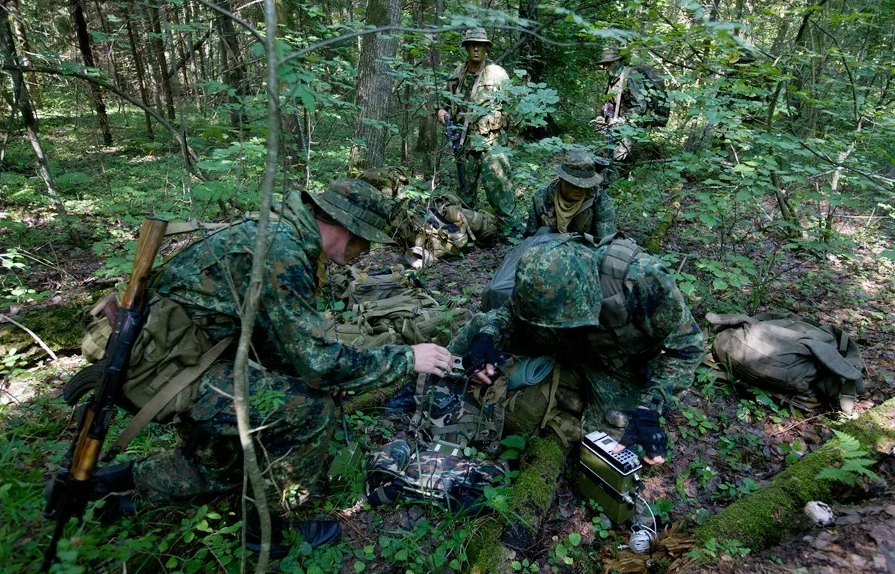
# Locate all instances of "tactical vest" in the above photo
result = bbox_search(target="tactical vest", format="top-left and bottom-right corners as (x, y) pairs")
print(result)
(586, 237), (658, 362)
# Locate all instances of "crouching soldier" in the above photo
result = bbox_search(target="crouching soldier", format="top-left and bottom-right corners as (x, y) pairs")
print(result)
(524, 149), (616, 239)
(461, 234), (703, 465)
(70, 180), (453, 554)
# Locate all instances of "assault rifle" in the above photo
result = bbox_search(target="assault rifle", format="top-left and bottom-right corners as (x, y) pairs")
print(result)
(42, 218), (168, 571)
(444, 113), (467, 192)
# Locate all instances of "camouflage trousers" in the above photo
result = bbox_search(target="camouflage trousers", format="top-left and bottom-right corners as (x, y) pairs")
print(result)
(459, 139), (515, 223)
(132, 361), (335, 513)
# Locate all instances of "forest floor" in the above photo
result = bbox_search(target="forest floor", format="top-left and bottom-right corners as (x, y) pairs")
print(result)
(1, 118), (894, 573)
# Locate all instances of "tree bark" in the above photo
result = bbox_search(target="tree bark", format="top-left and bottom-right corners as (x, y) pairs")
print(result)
(125, 12), (154, 137)
(215, 0), (247, 128)
(348, 0), (401, 169)
(71, 0), (113, 144)
(412, 0), (441, 176)
(0, 2), (69, 222)
(145, 2), (176, 121)
(7, 0), (38, 108)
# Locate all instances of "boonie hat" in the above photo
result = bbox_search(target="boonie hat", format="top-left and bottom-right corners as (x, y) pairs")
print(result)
(555, 149), (603, 189)
(305, 179), (394, 244)
(461, 27), (492, 49)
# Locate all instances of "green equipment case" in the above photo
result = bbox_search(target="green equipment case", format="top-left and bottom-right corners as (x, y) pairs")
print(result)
(578, 431), (642, 524)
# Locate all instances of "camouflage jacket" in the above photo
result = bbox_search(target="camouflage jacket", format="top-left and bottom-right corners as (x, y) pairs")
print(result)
(478, 248), (703, 411)
(150, 205), (415, 392)
(447, 61), (509, 146)
(605, 65), (649, 119)
(523, 179), (617, 238)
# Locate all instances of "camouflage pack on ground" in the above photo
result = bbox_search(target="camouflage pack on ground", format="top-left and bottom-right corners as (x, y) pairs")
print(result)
(391, 194), (499, 268)
(324, 266), (471, 348)
(707, 312), (865, 413)
(366, 438), (507, 511)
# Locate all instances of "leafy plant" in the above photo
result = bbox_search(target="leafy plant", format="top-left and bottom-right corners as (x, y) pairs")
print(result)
(684, 537), (751, 564)
(816, 430), (881, 487)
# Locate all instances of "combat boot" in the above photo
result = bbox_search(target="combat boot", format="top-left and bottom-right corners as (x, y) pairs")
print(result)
(246, 512), (342, 558)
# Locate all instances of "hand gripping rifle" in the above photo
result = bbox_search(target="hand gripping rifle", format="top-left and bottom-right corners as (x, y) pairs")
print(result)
(444, 112), (467, 193)
(42, 218), (168, 571)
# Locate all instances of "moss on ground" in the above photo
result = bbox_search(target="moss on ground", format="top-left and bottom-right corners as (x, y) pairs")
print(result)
(0, 304), (84, 356)
(695, 397), (895, 551)
(466, 435), (568, 574)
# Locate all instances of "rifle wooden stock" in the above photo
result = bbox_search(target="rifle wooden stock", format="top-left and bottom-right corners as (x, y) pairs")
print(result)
(42, 217), (167, 571)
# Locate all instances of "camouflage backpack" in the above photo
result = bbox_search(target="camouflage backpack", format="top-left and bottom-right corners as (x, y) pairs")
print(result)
(366, 438), (507, 511)
(707, 312), (865, 413)
(391, 194), (499, 268)
(324, 266), (470, 348)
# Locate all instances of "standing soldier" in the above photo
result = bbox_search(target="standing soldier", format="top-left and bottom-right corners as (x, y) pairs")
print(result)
(66, 180), (453, 555)
(524, 148), (616, 238)
(593, 45), (669, 168)
(437, 28), (516, 230)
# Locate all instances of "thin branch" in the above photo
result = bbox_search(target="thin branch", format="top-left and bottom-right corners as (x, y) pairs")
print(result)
(280, 24), (591, 64)
(797, 141), (894, 189)
(0, 314), (58, 361)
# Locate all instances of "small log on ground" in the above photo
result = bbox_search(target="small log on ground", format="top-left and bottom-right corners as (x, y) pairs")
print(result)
(466, 435), (569, 574)
(695, 397), (895, 550)
(343, 380), (406, 415)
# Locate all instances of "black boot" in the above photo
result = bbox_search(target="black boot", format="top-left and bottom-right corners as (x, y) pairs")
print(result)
(91, 461), (136, 498)
(246, 513), (342, 558)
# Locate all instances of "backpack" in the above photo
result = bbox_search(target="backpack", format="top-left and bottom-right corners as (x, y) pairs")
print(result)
(707, 312), (865, 413)
(366, 439), (507, 511)
(631, 65), (669, 128)
(325, 266), (471, 348)
(391, 194), (499, 268)
(481, 231), (561, 311)
(80, 293), (232, 423)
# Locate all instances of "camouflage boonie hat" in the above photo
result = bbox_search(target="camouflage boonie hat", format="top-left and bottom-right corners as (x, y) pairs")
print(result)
(460, 27), (492, 49)
(556, 149), (603, 188)
(511, 238), (602, 328)
(597, 44), (622, 65)
(306, 179), (394, 244)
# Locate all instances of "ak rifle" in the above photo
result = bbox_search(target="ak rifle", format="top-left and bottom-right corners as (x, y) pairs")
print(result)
(42, 218), (168, 571)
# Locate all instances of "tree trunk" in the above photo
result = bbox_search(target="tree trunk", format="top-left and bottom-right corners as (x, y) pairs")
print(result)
(145, 2), (176, 121)
(348, 0), (401, 170)
(216, 0), (247, 128)
(71, 0), (113, 144)
(0, 1), (67, 219)
(125, 12), (154, 137)
(7, 0), (38, 108)
(413, 0), (441, 176)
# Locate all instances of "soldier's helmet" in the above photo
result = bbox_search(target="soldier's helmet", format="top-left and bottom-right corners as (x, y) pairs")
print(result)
(511, 238), (602, 328)
(305, 179), (395, 244)
(597, 44), (622, 65)
(461, 27), (492, 49)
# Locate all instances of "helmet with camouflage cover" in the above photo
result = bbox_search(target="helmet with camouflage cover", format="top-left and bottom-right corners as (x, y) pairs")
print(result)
(305, 179), (395, 244)
(460, 27), (492, 49)
(511, 238), (602, 328)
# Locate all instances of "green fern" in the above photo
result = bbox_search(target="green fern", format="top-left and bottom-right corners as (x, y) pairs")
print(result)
(816, 430), (881, 487)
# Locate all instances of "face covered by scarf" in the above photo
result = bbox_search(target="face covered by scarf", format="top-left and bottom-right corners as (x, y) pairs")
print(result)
(554, 180), (589, 233)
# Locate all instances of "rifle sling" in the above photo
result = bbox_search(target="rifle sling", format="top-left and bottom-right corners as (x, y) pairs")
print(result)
(111, 336), (233, 453)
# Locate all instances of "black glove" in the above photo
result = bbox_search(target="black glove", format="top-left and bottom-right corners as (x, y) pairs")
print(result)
(620, 408), (667, 459)
(463, 333), (498, 375)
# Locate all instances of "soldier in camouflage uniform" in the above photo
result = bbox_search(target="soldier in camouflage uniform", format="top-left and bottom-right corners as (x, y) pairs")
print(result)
(523, 149), (617, 239)
(92, 180), (453, 551)
(437, 28), (515, 227)
(593, 45), (653, 165)
(462, 235), (703, 466)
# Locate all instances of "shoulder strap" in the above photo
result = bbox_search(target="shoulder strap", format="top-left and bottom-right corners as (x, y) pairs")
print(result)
(108, 336), (233, 457)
